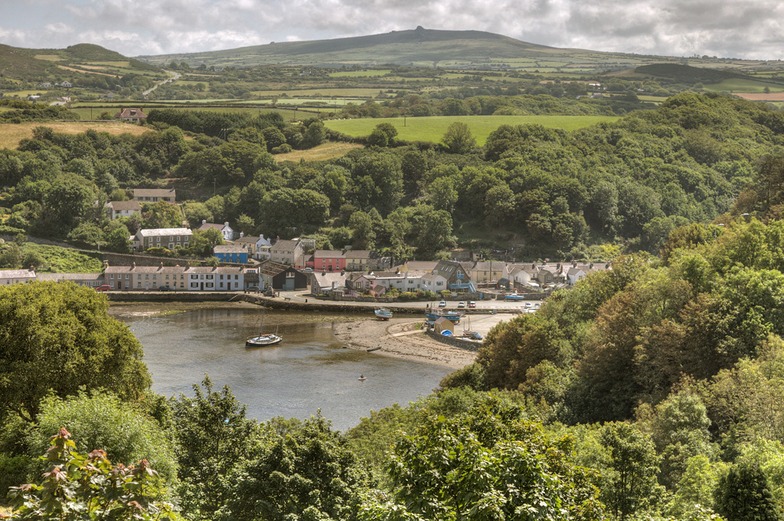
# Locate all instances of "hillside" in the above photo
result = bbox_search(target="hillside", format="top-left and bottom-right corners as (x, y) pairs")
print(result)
(0, 42), (164, 93)
(138, 26), (557, 68)
(136, 26), (784, 77)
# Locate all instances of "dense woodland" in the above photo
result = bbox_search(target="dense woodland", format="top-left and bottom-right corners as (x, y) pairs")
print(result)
(2, 92), (783, 268)
(3, 87), (784, 519)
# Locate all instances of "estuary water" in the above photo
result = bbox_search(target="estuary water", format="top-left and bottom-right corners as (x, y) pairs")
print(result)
(117, 305), (451, 431)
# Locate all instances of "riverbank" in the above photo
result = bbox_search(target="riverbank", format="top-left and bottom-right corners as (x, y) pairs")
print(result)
(109, 300), (505, 369)
(333, 317), (481, 369)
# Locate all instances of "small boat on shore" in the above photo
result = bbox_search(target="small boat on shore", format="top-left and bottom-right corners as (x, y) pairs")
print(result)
(425, 310), (463, 324)
(374, 308), (393, 320)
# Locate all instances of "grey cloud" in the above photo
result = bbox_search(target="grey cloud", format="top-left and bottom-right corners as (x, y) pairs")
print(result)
(1, 0), (783, 60)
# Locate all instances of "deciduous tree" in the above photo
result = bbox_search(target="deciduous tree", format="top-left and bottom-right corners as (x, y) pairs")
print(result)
(0, 282), (150, 422)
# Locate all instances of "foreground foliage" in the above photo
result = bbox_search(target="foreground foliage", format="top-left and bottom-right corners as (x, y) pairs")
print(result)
(6, 428), (181, 521)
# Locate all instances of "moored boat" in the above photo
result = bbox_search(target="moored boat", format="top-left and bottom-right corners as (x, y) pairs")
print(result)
(425, 310), (463, 324)
(245, 332), (283, 347)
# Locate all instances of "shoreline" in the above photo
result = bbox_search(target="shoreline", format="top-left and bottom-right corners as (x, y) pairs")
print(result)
(109, 300), (505, 370)
(332, 317), (478, 369)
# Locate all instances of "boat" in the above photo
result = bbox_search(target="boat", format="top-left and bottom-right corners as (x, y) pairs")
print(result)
(425, 310), (463, 324)
(245, 332), (282, 347)
(246, 320), (282, 347)
(374, 308), (393, 320)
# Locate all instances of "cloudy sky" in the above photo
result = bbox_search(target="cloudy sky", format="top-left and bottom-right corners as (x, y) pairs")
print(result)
(0, 0), (782, 60)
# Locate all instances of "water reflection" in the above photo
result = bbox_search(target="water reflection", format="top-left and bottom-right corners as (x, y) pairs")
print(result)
(119, 306), (450, 431)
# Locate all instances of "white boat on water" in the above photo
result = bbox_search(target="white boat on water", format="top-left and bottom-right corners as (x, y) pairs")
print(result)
(245, 332), (282, 347)
(246, 319), (282, 347)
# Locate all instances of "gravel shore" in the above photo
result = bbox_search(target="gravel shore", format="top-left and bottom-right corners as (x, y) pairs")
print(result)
(332, 317), (479, 369)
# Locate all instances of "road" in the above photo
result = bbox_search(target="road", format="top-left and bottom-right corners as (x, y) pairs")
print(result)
(275, 289), (542, 314)
(143, 70), (181, 98)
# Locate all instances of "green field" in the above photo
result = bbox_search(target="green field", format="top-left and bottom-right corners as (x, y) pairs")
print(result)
(329, 69), (392, 78)
(325, 115), (620, 145)
(704, 78), (784, 93)
(69, 104), (306, 121)
(250, 88), (388, 97)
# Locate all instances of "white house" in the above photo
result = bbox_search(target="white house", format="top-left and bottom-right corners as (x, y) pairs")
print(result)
(270, 239), (305, 267)
(0, 269), (36, 285)
(198, 220), (234, 242)
(135, 228), (192, 251)
(186, 266), (244, 291)
(105, 200), (142, 220)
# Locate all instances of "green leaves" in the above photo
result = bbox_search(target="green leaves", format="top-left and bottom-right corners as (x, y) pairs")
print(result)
(0, 281), (150, 422)
(8, 428), (183, 521)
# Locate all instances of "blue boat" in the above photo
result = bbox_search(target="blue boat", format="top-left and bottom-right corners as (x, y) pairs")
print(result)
(425, 310), (463, 324)
(374, 308), (393, 320)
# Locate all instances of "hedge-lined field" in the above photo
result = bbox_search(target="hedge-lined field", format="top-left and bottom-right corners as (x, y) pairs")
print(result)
(0, 121), (151, 149)
(325, 114), (620, 145)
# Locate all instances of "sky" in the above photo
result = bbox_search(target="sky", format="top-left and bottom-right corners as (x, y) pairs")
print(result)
(0, 0), (782, 60)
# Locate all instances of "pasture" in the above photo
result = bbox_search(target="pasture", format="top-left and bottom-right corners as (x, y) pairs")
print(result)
(329, 69), (392, 78)
(0, 121), (151, 150)
(704, 78), (784, 93)
(274, 142), (364, 162)
(70, 104), (306, 121)
(325, 115), (620, 145)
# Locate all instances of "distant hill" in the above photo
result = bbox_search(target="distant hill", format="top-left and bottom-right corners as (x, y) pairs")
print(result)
(0, 42), (161, 86)
(137, 26), (778, 78)
(138, 26), (590, 69)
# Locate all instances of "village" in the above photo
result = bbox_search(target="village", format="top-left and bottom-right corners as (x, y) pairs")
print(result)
(2, 189), (612, 297)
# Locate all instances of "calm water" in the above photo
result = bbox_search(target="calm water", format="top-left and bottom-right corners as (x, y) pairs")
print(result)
(119, 306), (451, 431)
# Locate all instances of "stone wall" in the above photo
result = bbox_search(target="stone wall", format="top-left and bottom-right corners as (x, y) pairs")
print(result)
(425, 330), (481, 351)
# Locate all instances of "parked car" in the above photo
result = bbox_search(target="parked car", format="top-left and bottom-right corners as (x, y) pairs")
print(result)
(457, 301), (466, 308)
(438, 300), (447, 308)
(158, 285), (172, 291)
(95, 284), (111, 292)
(247, 285), (260, 292)
(468, 301), (477, 308)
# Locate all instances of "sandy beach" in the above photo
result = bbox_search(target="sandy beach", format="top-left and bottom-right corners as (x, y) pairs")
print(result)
(332, 314), (512, 369)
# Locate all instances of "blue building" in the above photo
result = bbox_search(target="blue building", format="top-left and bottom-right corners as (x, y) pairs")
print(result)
(213, 244), (249, 264)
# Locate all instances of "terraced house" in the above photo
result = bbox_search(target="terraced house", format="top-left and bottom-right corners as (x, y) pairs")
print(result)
(102, 264), (245, 291)
(135, 227), (192, 252)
